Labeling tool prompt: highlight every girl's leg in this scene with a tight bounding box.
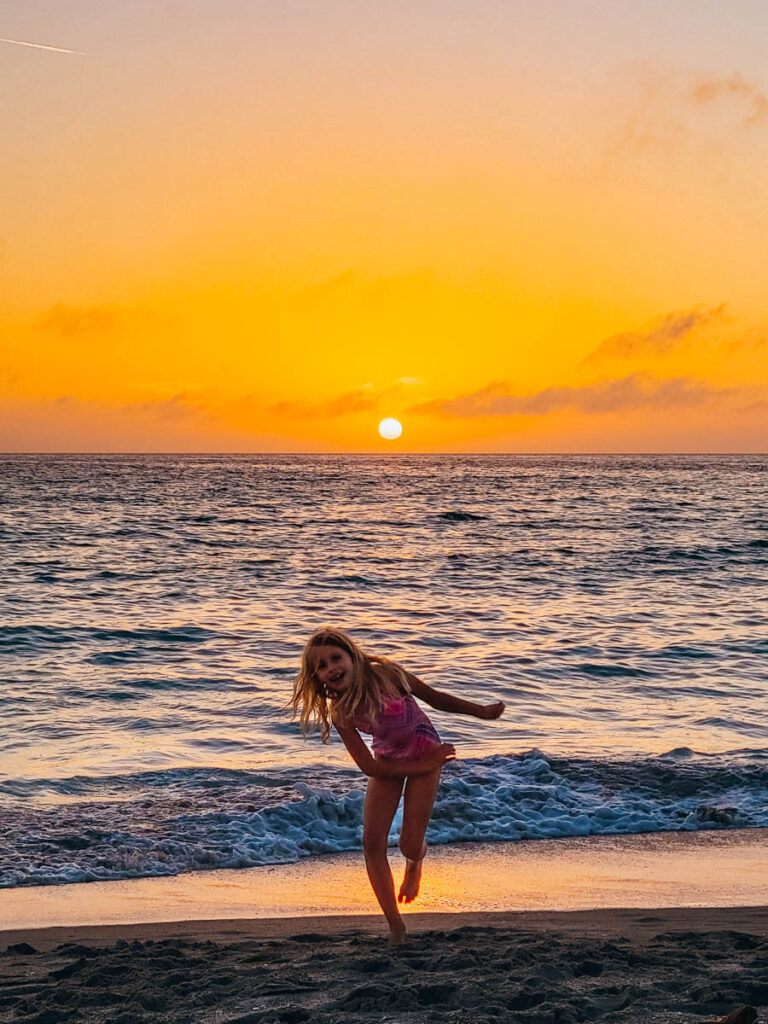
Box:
[398,766,442,904]
[362,775,405,942]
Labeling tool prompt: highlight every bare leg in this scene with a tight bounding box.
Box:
[362,775,406,944]
[398,765,442,904]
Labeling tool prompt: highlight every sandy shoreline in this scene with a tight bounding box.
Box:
[2,905,767,1023]
[3,833,768,1022]
[4,828,768,932]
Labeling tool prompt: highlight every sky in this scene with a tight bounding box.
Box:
[1,0,767,452]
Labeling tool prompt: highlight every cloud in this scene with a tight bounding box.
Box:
[267,386,379,419]
[410,373,747,418]
[596,68,688,175]
[2,379,406,431]
[40,392,207,423]
[583,305,726,365]
[599,67,768,178]
[125,393,204,421]
[33,303,160,337]
[721,330,768,355]
[0,392,244,453]
[690,73,768,125]
[35,304,121,336]
[295,268,448,316]
[266,378,420,419]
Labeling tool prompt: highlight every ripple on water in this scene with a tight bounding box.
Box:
[0,453,766,787]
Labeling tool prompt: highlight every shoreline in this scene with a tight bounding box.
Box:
[4,829,768,1022]
[3,827,767,933]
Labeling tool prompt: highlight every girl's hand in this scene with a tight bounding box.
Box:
[477,701,505,720]
[434,743,456,765]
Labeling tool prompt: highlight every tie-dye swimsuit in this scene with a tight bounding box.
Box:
[354,693,441,761]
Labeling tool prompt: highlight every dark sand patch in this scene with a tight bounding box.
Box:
[1,909,767,1024]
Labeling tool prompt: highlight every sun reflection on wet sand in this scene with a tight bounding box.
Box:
[2,829,766,932]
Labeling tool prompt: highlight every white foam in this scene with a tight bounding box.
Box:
[3,751,766,888]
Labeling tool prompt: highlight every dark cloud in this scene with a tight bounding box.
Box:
[410,373,743,418]
[583,305,726,364]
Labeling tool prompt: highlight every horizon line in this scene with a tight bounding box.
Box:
[1,451,765,457]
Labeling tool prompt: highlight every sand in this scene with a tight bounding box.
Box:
[2,832,767,1023]
[2,907,768,1023]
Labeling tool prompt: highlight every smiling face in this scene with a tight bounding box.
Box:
[310,643,354,697]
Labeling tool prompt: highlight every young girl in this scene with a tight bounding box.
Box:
[291,626,505,944]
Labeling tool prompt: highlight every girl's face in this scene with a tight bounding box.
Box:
[311,644,353,697]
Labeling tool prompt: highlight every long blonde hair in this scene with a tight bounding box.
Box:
[291,627,410,742]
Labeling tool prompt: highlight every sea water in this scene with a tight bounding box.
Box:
[1,454,766,887]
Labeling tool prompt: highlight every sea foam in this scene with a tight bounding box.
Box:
[1,750,765,888]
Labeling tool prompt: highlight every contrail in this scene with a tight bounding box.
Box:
[0,36,85,55]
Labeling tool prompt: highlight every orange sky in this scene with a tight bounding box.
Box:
[1,1,767,451]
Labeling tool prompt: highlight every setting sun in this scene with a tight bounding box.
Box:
[378,418,403,440]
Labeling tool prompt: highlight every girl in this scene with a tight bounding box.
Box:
[291,626,505,944]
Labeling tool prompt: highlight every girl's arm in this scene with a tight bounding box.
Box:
[405,671,505,720]
[334,722,455,780]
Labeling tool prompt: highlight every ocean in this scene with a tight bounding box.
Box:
[1,454,766,889]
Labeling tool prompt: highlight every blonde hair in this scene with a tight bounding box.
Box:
[291,627,410,743]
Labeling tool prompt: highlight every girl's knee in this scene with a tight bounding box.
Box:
[399,835,426,861]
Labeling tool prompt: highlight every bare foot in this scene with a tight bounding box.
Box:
[398,854,425,904]
[388,921,407,946]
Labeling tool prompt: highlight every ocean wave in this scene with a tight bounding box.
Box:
[629,539,768,566]
[0,624,224,655]
[59,677,249,700]
[436,511,488,522]
[1,750,766,888]
[577,663,650,678]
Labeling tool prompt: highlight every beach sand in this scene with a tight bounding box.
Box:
[2,907,767,1024]
[2,832,767,1023]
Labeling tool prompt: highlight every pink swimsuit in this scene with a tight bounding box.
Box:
[354,694,441,761]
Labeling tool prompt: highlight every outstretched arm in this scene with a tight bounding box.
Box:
[405,671,505,720]
[334,722,455,779]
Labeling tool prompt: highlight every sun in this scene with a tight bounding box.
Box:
[378,417,403,440]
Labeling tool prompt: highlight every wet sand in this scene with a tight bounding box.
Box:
[3,828,768,930]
